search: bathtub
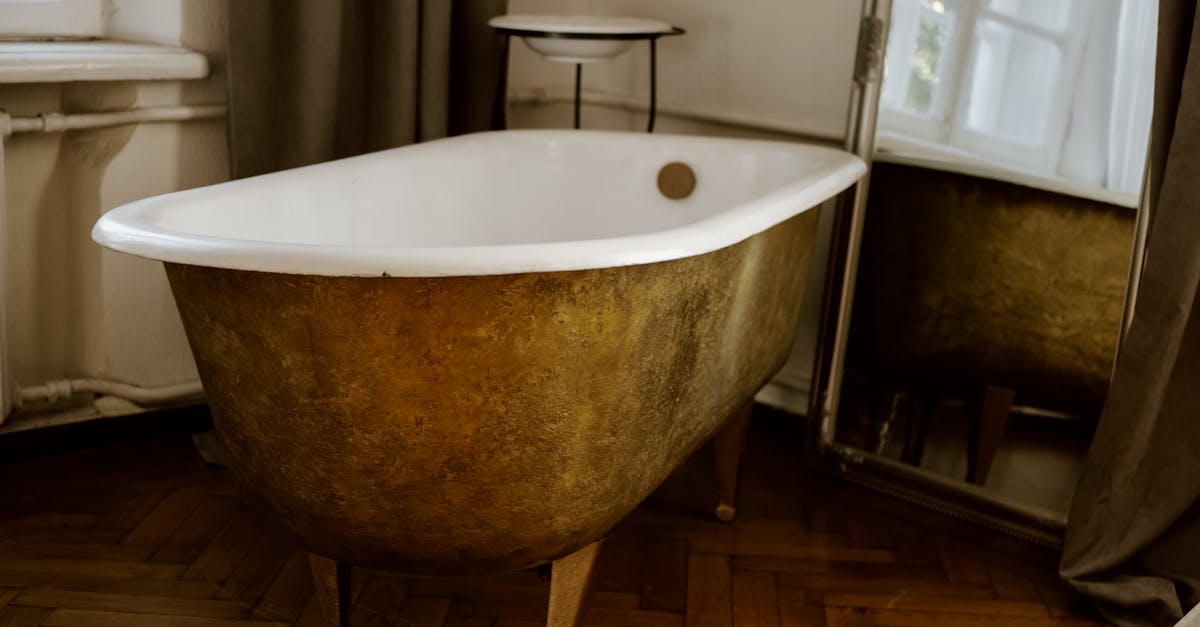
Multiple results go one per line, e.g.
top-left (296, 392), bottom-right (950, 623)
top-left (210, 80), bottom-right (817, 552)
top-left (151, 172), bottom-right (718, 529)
top-left (93, 130), bottom-right (864, 625)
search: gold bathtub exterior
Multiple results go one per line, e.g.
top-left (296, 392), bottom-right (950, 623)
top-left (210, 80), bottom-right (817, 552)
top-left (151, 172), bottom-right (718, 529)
top-left (164, 209), bottom-right (820, 576)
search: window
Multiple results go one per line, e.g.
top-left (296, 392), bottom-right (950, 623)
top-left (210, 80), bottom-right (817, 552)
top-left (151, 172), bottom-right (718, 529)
top-left (878, 0), bottom-right (1155, 198)
top-left (0, 0), bottom-right (103, 39)
top-left (881, 0), bottom-right (1091, 171)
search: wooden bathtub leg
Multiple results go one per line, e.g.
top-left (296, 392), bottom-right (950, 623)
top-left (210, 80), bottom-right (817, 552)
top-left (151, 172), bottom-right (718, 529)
top-left (966, 384), bottom-right (1015, 486)
top-left (901, 387), bottom-right (937, 467)
top-left (713, 402), bottom-right (753, 523)
top-left (547, 540), bottom-right (603, 627)
top-left (308, 552), bottom-right (352, 627)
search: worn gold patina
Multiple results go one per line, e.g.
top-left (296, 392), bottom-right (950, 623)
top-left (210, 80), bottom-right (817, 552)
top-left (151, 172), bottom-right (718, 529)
top-left (165, 209), bottom-right (819, 575)
top-left (851, 163), bottom-right (1134, 412)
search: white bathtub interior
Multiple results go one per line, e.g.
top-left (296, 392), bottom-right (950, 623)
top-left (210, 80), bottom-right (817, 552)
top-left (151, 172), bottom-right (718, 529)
top-left (97, 130), bottom-right (864, 277)
top-left (150, 132), bottom-right (851, 246)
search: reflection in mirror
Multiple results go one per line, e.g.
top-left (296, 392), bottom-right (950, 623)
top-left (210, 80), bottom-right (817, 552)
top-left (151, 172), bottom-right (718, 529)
top-left (835, 0), bottom-right (1156, 520)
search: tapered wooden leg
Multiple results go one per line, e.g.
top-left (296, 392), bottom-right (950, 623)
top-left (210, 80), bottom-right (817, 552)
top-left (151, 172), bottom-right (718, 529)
top-left (901, 387), bottom-right (937, 467)
top-left (966, 384), bottom-right (1015, 485)
top-left (308, 552), bottom-right (352, 627)
top-left (547, 541), bottom-right (602, 627)
top-left (713, 402), bottom-right (753, 523)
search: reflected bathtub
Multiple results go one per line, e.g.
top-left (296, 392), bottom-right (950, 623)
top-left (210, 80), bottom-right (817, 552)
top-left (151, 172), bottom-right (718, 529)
top-left (93, 129), bottom-right (863, 580)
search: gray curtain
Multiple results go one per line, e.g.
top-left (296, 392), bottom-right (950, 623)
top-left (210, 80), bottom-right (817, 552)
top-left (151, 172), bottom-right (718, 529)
top-left (226, 0), bottom-right (507, 179)
top-left (1061, 1), bottom-right (1200, 625)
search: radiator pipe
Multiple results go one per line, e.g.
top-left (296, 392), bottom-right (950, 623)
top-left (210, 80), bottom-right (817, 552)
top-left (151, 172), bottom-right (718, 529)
top-left (18, 378), bottom-right (204, 408)
top-left (0, 104), bottom-right (226, 137)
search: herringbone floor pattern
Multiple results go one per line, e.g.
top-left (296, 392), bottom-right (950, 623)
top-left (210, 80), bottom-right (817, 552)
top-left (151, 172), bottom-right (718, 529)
top-left (0, 411), bottom-right (1106, 626)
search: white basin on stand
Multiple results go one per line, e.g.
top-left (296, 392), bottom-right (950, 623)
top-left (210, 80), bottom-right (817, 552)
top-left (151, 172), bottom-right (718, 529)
top-left (489, 15), bottom-right (679, 63)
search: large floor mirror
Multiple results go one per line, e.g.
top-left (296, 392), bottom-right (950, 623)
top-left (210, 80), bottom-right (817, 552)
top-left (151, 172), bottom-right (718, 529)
top-left (823, 0), bottom-right (1156, 539)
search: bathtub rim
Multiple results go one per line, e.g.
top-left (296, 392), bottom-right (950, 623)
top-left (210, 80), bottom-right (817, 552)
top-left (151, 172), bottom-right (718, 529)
top-left (92, 130), bottom-right (865, 277)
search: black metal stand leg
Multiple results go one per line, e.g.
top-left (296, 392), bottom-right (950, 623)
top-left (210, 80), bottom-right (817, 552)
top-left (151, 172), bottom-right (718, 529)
top-left (574, 63), bottom-right (582, 129)
top-left (492, 35), bottom-right (511, 130)
top-left (647, 38), bottom-right (658, 133)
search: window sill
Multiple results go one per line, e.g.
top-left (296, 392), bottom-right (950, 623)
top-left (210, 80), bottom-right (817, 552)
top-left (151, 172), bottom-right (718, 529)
top-left (0, 40), bottom-right (207, 84)
top-left (874, 131), bottom-right (1139, 209)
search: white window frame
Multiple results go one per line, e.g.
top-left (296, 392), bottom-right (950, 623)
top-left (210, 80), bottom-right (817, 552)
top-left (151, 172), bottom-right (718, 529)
top-left (879, 0), bottom-right (1093, 176)
top-left (0, 0), bottom-right (104, 39)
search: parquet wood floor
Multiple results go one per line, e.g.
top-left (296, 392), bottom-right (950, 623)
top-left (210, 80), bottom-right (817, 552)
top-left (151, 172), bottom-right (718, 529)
top-left (0, 409), bottom-right (1107, 626)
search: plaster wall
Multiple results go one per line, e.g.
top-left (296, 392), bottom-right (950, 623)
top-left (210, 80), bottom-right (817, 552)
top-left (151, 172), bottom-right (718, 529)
top-left (506, 0), bottom-right (862, 139)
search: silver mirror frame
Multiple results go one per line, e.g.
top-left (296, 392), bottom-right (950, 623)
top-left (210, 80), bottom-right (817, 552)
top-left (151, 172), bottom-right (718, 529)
top-left (807, 0), bottom-right (891, 449)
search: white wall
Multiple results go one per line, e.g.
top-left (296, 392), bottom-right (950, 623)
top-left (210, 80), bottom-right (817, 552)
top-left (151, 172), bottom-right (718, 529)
top-left (506, 0), bottom-right (861, 139)
top-left (505, 0), bottom-right (863, 412)
top-left (2, 0), bottom-right (228, 426)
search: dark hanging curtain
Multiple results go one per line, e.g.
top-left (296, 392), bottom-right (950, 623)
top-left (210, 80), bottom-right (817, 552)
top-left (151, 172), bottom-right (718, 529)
top-left (1060, 0), bottom-right (1200, 625)
top-left (225, 0), bottom-right (508, 179)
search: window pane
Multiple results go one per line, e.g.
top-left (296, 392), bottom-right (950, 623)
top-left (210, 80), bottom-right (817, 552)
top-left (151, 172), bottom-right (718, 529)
top-left (881, 0), bottom-right (958, 117)
top-left (881, 0), bottom-right (921, 112)
top-left (984, 0), bottom-right (1071, 32)
top-left (960, 19), bottom-right (1061, 145)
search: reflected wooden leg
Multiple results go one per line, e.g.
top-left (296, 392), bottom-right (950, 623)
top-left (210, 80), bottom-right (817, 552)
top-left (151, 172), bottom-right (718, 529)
top-left (966, 384), bottom-right (1014, 485)
top-left (714, 402), bottom-right (753, 523)
top-left (901, 387), bottom-right (936, 467)
top-left (308, 552), bottom-right (352, 627)
top-left (547, 541), bottom-right (602, 627)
